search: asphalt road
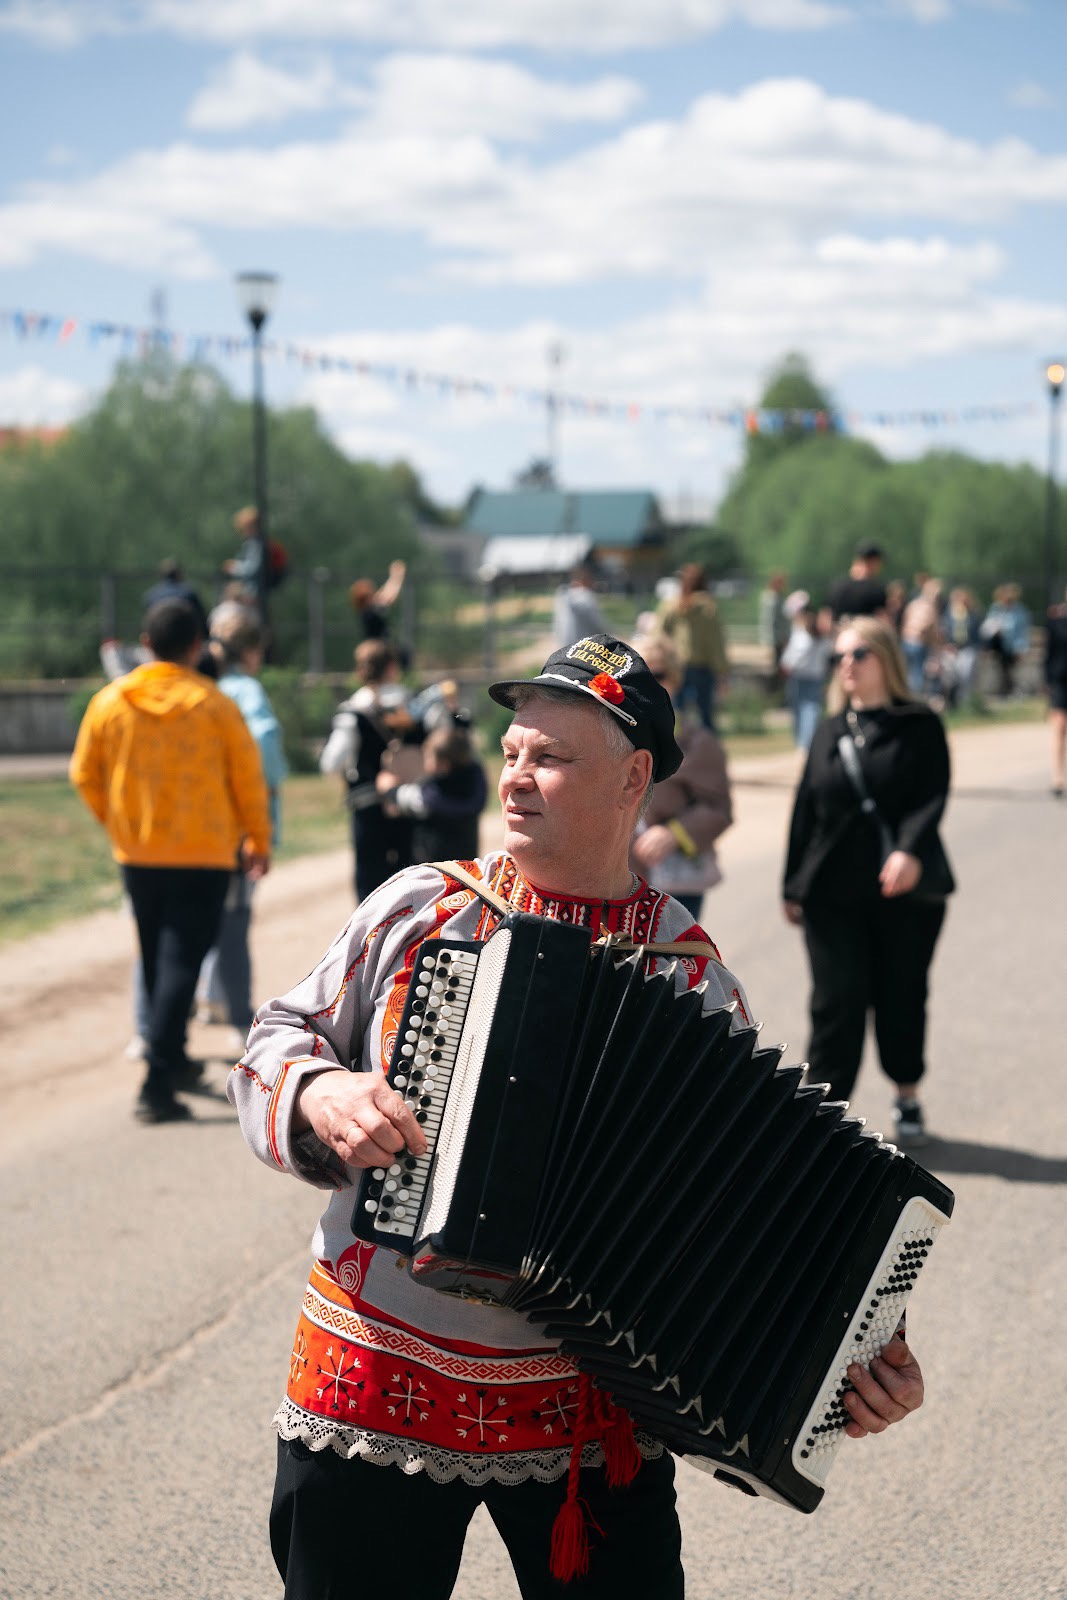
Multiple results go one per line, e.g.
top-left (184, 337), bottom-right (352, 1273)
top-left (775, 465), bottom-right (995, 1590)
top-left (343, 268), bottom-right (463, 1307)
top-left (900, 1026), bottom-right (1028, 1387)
top-left (1, 721), bottom-right (1065, 1600)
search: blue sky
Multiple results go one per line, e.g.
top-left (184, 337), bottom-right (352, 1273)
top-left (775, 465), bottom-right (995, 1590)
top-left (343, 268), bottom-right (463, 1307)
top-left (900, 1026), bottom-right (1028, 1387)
top-left (1, 0), bottom-right (1065, 514)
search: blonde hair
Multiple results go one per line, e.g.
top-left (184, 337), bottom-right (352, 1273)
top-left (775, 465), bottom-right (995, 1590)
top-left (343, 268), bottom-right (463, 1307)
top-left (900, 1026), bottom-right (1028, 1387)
top-left (826, 616), bottom-right (914, 713)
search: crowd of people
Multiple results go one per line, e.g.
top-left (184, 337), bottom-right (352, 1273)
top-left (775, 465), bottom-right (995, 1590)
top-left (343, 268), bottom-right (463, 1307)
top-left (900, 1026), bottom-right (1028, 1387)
top-left (761, 547), bottom-right (1067, 790)
top-left (79, 531), bottom-right (1065, 1129)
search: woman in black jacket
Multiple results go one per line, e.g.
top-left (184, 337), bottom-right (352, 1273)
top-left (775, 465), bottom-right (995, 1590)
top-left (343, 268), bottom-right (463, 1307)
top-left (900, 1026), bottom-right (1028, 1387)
top-left (783, 617), bottom-right (954, 1148)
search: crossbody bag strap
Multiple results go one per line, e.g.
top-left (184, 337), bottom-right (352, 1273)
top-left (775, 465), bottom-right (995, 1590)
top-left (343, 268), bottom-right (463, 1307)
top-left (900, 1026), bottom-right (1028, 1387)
top-left (431, 860), bottom-right (722, 964)
top-left (836, 732), bottom-right (895, 858)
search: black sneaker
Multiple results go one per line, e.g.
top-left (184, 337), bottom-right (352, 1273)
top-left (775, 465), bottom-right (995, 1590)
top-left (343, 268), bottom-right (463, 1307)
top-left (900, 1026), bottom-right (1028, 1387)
top-left (893, 1099), bottom-right (929, 1150)
top-left (135, 1095), bottom-right (193, 1125)
top-left (172, 1059), bottom-right (210, 1094)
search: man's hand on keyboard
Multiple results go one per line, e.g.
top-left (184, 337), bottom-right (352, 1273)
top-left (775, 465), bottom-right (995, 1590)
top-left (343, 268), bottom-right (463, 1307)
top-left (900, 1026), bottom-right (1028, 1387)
top-left (295, 1069), bottom-right (429, 1169)
top-left (842, 1333), bottom-right (924, 1439)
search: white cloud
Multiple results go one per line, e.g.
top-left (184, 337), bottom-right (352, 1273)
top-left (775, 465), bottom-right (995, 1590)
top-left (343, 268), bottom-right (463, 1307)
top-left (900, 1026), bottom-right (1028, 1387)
top-left (186, 51), bottom-right (342, 130)
top-left (1008, 80), bottom-right (1057, 110)
top-left (0, 195), bottom-right (218, 276)
top-left (184, 50), bottom-right (642, 140)
top-left (6, 77), bottom-right (1067, 284)
top-left (0, 0), bottom-right (850, 50)
top-left (0, 365), bottom-right (87, 426)
top-left (293, 233), bottom-right (1067, 425)
top-left (352, 54), bottom-right (643, 142)
top-left (887, 0), bottom-right (952, 20)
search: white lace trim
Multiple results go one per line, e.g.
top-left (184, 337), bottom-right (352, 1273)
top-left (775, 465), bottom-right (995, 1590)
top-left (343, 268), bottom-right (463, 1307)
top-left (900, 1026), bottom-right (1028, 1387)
top-left (273, 1396), bottom-right (665, 1486)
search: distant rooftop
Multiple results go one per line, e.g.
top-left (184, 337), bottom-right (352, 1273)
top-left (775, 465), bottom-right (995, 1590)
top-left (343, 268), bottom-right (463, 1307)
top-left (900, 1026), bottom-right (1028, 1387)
top-left (465, 487), bottom-right (662, 549)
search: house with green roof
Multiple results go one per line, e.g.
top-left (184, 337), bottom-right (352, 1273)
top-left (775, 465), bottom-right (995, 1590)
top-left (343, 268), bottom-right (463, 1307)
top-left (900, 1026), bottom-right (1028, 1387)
top-left (439, 487), bottom-right (669, 586)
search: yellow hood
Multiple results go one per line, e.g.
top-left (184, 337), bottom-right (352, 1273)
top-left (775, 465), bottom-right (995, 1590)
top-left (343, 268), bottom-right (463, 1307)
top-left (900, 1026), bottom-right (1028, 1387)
top-left (117, 660), bottom-right (212, 717)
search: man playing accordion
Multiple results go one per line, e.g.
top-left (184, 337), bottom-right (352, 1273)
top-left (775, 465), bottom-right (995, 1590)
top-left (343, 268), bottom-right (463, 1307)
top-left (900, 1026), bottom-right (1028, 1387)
top-left (229, 634), bottom-right (925, 1600)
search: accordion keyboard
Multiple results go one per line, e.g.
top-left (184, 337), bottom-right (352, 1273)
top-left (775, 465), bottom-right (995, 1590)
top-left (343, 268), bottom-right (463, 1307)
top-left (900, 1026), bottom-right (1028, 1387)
top-left (790, 1193), bottom-right (948, 1487)
top-left (359, 946), bottom-right (479, 1241)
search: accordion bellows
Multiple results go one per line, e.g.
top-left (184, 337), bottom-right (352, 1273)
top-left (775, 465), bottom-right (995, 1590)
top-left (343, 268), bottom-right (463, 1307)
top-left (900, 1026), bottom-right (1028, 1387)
top-left (353, 913), bottom-right (953, 1512)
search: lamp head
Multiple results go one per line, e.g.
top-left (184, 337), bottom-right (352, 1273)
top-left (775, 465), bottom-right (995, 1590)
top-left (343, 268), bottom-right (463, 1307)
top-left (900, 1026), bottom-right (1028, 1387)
top-left (235, 271), bottom-right (280, 330)
top-left (1047, 361), bottom-right (1065, 397)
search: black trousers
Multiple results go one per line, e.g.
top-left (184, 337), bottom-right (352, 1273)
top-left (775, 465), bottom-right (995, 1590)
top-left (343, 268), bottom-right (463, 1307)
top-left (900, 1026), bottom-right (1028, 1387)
top-left (122, 864), bottom-right (229, 1104)
top-left (351, 808), bottom-right (414, 903)
top-left (802, 893), bottom-right (946, 1103)
top-left (270, 1439), bottom-right (684, 1600)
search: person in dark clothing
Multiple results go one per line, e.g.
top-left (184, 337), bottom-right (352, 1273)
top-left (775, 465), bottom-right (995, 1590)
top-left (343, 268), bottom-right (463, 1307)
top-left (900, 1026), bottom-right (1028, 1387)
top-left (782, 616), bottom-right (954, 1149)
top-left (1045, 590), bottom-right (1067, 796)
top-left (376, 724), bottom-right (488, 863)
top-left (142, 559), bottom-right (210, 638)
top-left (827, 541), bottom-right (888, 623)
top-left (318, 639), bottom-right (419, 902)
top-left (350, 561), bottom-right (406, 639)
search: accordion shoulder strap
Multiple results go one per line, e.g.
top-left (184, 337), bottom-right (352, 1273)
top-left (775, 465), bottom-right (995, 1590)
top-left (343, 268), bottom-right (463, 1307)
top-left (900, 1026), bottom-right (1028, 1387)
top-left (431, 860), bottom-right (722, 964)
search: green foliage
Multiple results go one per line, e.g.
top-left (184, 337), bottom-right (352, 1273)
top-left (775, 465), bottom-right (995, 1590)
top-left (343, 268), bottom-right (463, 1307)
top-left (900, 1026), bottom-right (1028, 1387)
top-left (677, 526), bottom-right (744, 578)
top-left (0, 349), bottom-right (435, 676)
top-left (260, 668), bottom-right (339, 773)
top-left (742, 353), bottom-right (840, 474)
top-left (721, 687), bottom-right (769, 737)
top-left (716, 357), bottom-right (1064, 609)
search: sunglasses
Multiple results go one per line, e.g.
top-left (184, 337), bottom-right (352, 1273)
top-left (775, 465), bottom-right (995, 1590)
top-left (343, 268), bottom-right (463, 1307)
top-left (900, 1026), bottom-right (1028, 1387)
top-left (830, 645), bottom-right (872, 667)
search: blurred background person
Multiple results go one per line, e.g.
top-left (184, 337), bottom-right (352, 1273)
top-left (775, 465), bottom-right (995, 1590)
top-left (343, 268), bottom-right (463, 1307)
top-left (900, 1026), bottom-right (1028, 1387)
top-left (884, 578), bottom-right (908, 635)
top-left (554, 561), bottom-right (605, 648)
top-left (758, 571), bottom-right (790, 676)
top-left (377, 722), bottom-right (488, 864)
top-left (827, 540), bottom-right (888, 622)
top-left (629, 634), bottom-right (733, 920)
top-left (656, 563), bottom-right (729, 732)
top-left (349, 559), bottom-right (407, 649)
top-left (142, 557), bottom-right (210, 638)
top-left (208, 579), bottom-right (259, 640)
top-left (980, 581), bottom-right (1031, 696)
top-left (900, 577), bottom-right (945, 696)
top-left (943, 587), bottom-right (984, 709)
top-left (70, 599), bottom-right (270, 1122)
top-left (195, 615), bottom-right (287, 1046)
top-left (223, 505), bottom-right (265, 596)
top-left (782, 617), bottom-right (954, 1149)
top-left (319, 638), bottom-right (419, 902)
top-left (779, 592), bottom-right (832, 750)
top-left (1044, 586), bottom-right (1067, 798)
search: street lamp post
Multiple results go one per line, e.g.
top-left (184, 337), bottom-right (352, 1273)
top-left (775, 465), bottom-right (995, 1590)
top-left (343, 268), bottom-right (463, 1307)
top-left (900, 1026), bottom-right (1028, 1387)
top-left (1045, 362), bottom-right (1064, 609)
top-left (235, 270), bottom-right (280, 639)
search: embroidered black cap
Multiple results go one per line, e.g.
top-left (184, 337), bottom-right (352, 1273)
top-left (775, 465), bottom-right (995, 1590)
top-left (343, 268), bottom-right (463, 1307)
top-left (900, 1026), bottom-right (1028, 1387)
top-left (488, 633), bottom-right (683, 781)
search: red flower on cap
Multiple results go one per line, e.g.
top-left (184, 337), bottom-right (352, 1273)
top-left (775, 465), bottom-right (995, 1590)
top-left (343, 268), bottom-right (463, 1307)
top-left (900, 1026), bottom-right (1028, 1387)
top-left (589, 671), bottom-right (624, 705)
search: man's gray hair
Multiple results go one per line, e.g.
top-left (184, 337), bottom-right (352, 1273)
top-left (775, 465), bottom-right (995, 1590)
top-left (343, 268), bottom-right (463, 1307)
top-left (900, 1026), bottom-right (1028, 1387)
top-left (505, 684), bottom-right (656, 818)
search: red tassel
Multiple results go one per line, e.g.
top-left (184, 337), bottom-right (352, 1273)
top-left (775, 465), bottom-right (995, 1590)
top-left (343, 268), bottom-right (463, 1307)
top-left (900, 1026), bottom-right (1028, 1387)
top-left (599, 1396), bottom-right (642, 1488)
top-left (550, 1494), bottom-right (591, 1583)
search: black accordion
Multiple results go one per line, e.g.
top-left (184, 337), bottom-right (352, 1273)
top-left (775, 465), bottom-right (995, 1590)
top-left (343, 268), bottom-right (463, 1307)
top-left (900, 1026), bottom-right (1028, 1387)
top-left (352, 912), bottom-right (954, 1513)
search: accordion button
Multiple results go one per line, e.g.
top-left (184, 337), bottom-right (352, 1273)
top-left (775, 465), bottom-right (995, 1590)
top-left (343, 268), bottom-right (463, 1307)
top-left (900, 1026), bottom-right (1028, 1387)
top-left (389, 1164), bottom-right (402, 1175)
top-left (364, 1201), bottom-right (377, 1213)
top-left (372, 1168), bottom-right (386, 1180)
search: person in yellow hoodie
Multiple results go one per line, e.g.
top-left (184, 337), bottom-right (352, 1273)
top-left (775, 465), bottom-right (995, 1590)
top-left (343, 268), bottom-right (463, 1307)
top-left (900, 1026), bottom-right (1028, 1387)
top-left (71, 599), bottom-right (272, 1123)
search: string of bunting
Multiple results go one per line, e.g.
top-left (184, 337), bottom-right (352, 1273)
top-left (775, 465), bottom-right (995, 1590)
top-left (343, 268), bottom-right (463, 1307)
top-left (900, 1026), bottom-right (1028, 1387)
top-left (0, 306), bottom-right (1039, 434)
